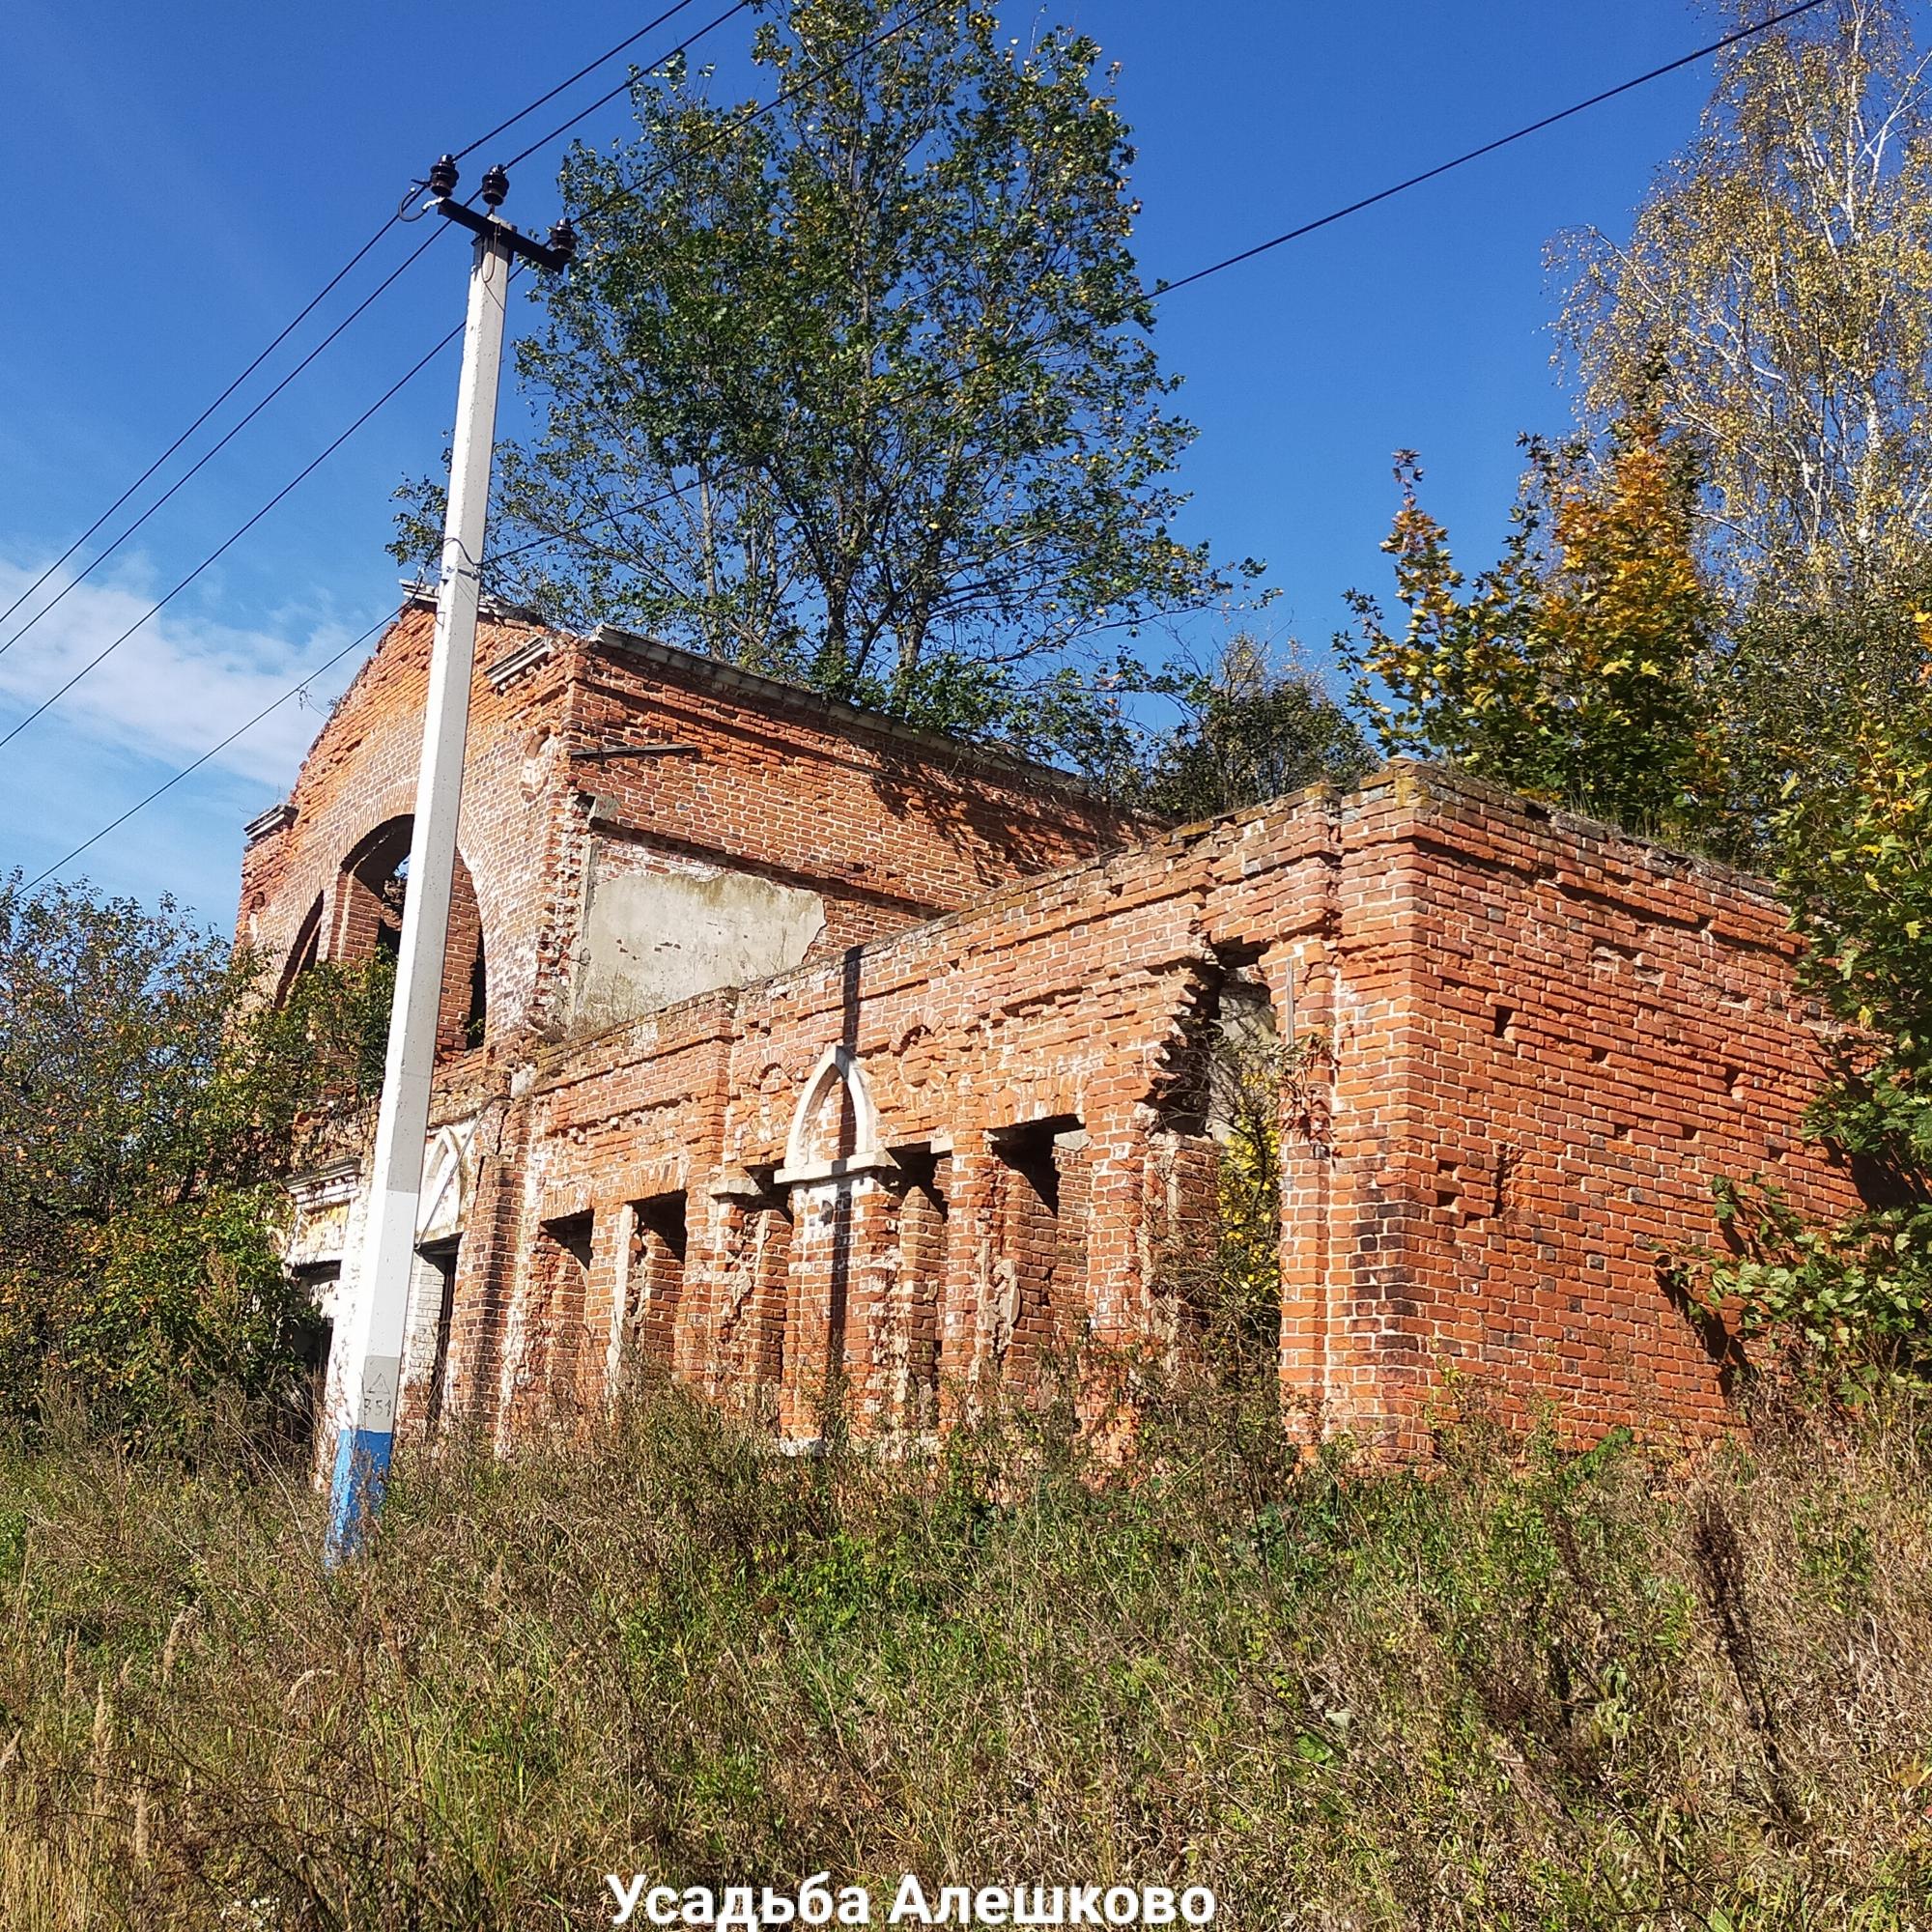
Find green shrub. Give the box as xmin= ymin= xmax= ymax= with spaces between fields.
xmin=0 ymin=873 xmax=391 ymax=1440
xmin=1699 ymin=682 xmax=1932 ymax=1401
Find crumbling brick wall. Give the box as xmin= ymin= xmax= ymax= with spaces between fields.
xmin=241 ymin=605 xmax=1138 ymax=1047
xmin=242 ymin=604 xmax=1140 ymax=1452
xmin=248 ymin=616 xmax=1858 ymax=1457
xmin=1308 ymin=768 xmax=1859 ymax=1447
xmin=388 ymin=765 xmax=1851 ymax=1455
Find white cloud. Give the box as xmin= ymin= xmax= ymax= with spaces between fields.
xmin=0 ymin=557 xmax=376 ymax=789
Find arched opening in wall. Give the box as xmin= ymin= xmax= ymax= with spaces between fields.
xmin=274 ymin=894 xmax=326 ymax=1007
xmin=331 ymin=816 xmax=489 ymax=1057
xmin=334 ymin=817 xmax=412 ymax=965
xmin=1149 ymin=952 xmax=1286 ymax=1389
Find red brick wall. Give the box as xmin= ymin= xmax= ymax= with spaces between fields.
xmin=393 ymin=764 xmax=1851 ymax=1455
xmin=242 ymin=608 xmax=1140 ymax=1047
xmin=1310 ymin=769 xmax=1860 ymax=1448
xmin=252 ymin=614 xmax=1856 ymax=1457
xmin=568 ymin=628 xmax=1135 ymax=925
xmin=238 ymin=604 xmax=577 ymax=1045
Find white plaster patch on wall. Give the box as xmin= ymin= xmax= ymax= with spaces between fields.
xmin=573 ymin=846 xmax=827 ymax=1032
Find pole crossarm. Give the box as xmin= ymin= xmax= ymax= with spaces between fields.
xmin=434 ymin=196 xmax=576 ymax=273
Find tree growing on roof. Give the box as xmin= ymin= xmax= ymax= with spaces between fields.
xmin=1341 ymin=414 xmax=1739 ymax=852
xmin=393 ymin=0 xmax=1259 ymax=768
xmin=1132 ymin=636 xmax=1372 ymax=824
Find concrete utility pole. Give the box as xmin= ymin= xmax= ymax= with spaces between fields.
xmin=327 ymin=158 xmax=574 ymax=1562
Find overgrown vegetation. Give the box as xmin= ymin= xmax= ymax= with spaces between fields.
xmin=1340 ymin=413 xmax=1744 ymax=856
xmin=1692 ymin=663 xmax=1932 ymax=1402
xmin=2 ymin=1386 xmax=1927 ymax=1931
xmin=1555 ymin=0 xmax=1932 ymax=611
xmin=1129 ymin=638 xmax=1372 ymax=825
xmin=0 ymin=874 xmax=392 ymax=1443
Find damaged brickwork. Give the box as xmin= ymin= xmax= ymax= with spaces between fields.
xmin=241 ymin=604 xmax=1858 ymax=1460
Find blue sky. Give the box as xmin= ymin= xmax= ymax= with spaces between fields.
xmin=0 ymin=0 xmax=1767 ymax=926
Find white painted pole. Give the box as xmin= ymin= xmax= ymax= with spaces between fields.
xmin=327 ymin=226 xmax=509 ymax=1560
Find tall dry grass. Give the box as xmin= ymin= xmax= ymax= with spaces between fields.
xmin=1 ymin=1378 xmax=1929 ymax=1929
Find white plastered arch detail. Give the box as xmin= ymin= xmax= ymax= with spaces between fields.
xmin=416 ymin=1121 xmax=476 ymax=1244
xmin=776 ymin=1043 xmax=895 ymax=1185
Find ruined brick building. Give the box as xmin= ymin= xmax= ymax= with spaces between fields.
xmin=237 ymin=597 xmax=1856 ymax=1458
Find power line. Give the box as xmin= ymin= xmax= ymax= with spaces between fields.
xmin=1158 ymin=0 xmax=1833 ymax=296
xmin=14 ymin=0 xmax=964 ymax=876
xmin=0 ymin=213 xmax=403 ymax=637
xmin=451 ymin=0 xmax=710 ymax=162
xmin=4 ymin=0 xmax=943 ymax=749
xmin=554 ymin=0 xmax=956 ymax=236
xmin=488 ymin=0 xmax=964 ymax=568
xmin=489 ymin=0 xmax=1832 ymax=572
xmin=0 ymin=322 xmax=464 ymax=755
xmin=21 ymin=607 xmax=406 ymax=894
xmin=500 ymin=0 xmax=758 ymax=172
xmin=0 ymin=3 xmax=767 ymax=753
xmin=0 ymin=223 xmax=449 ymax=663
xmin=21 ymin=0 xmax=1825 ymax=881
xmin=1 ymin=0 xmax=737 ymax=661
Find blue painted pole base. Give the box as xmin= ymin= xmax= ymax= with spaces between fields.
xmin=325 ymin=1425 xmax=395 ymax=1565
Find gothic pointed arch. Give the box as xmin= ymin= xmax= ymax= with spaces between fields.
xmin=783 ymin=1043 xmax=885 ymax=1176
xmin=273 ymin=893 xmax=326 ymax=1007
xmin=329 ymin=813 xmax=489 ymax=1057
xmin=417 ymin=1122 xmax=476 ymax=1243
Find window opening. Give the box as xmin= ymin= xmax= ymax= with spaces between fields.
xmin=989 ymin=1119 xmax=1083 ymax=1379
xmin=627 ymin=1192 xmax=689 ymax=1371
xmin=534 ymin=1212 xmax=594 ymax=1413
xmin=894 ymin=1148 xmax=949 ymax=1425
xmin=415 ymin=1237 xmax=460 ymax=1434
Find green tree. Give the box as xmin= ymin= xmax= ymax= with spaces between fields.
xmin=0 ymin=875 xmax=391 ymax=1440
xmin=1555 ymin=0 xmax=1932 ymax=612
xmin=1341 ymin=417 xmax=1738 ymax=849
xmin=1698 ymin=671 xmax=1932 ymax=1397
xmin=396 ymin=0 xmax=1256 ymax=762
xmin=1135 ymin=636 xmax=1372 ymax=822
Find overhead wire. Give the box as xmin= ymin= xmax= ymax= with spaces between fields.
xmin=487 ymin=0 xmax=1833 ymax=572
xmin=485 ymin=0 xmax=966 ymax=569
xmin=19 ymin=0 xmax=1827 ymax=881
xmin=0 ymin=321 xmax=466 ymax=755
xmin=549 ymin=0 xmax=956 ymax=242
xmin=0 ymin=0 xmax=747 ymax=657
xmin=20 ymin=606 xmax=408 ymax=895
xmin=0 ymin=1 xmax=765 ymax=750
xmin=449 ymin=0 xmax=709 ymax=163
xmin=498 ymin=0 xmax=758 ymax=172
xmin=0 ymin=212 xmax=404 ymax=636
xmin=1157 ymin=0 xmax=1833 ymax=296
xmin=0 ymin=222 xmax=451 ymax=662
